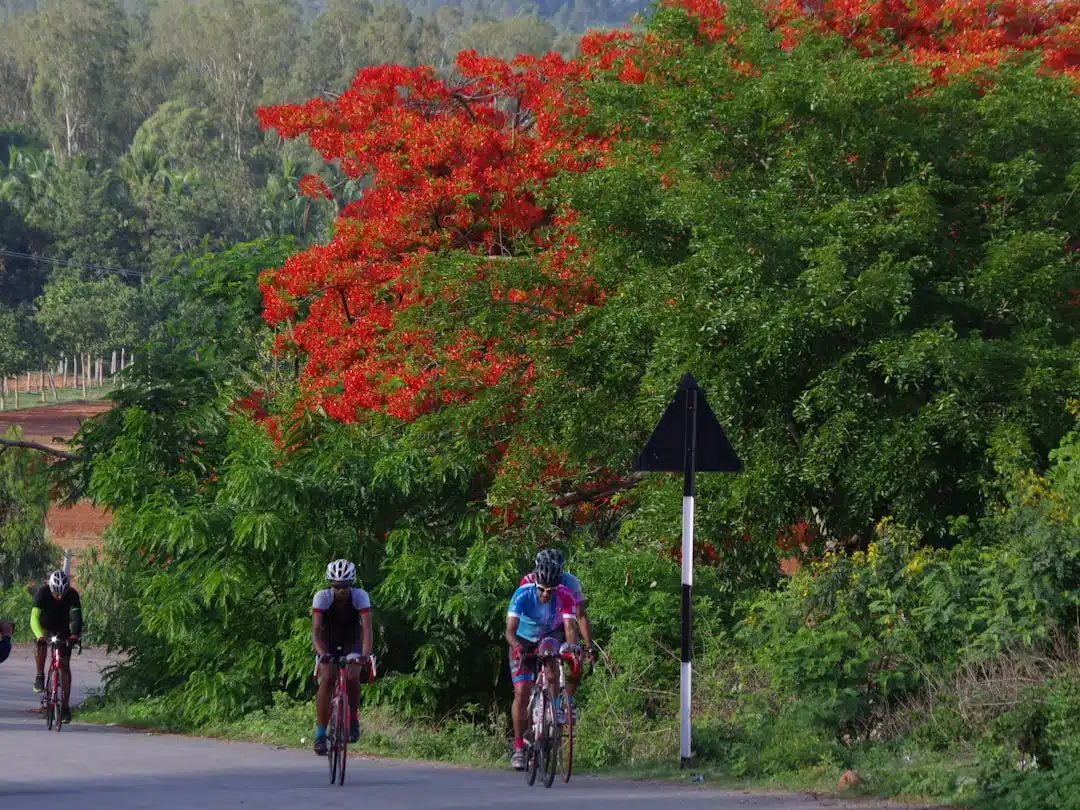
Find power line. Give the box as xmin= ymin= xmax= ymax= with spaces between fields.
xmin=0 ymin=248 xmax=149 ymax=279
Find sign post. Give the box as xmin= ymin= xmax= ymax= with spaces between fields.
xmin=633 ymin=373 xmax=741 ymax=768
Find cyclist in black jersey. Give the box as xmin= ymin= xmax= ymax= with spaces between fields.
xmin=311 ymin=558 xmax=373 ymax=756
xmin=30 ymin=570 xmax=82 ymax=722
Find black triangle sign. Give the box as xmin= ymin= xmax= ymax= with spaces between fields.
xmin=633 ymin=373 xmax=742 ymax=473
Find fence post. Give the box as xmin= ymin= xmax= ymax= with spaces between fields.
xmin=63 ymin=548 xmax=72 ymax=577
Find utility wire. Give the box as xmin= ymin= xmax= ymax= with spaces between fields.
xmin=0 ymin=248 xmax=149 ymax=279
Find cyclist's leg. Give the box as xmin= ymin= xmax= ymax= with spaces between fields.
xmin=33 ymin=638 xmax=47 ymax=691
xmin=59 ymin=643 xmax=73 ymax=720
xmin=314 ymin=656 xmax=337 ymax=754
xmin=509 ymin=640 xmax=536 ymax=769
xmin=344 ymin=646 xmax=365 ymax=742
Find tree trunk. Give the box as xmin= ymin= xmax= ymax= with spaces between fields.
xmin=1 ymin=377 xmax=6 ymax=411
xmin=98 ymin=357 xmax=104 ymax=386
xmin=110 ymin=349 xmax=116 ymax=376
xmin=49 ymin=369 xmax=57 ymax=402
xmin=62 ymin=355 xmax=68 ymax=389
xmin=82 ymin=353 xmax=88 ymax=399
xmin=40 ymin=359 xmax=45 ymax=403
xmin=14 ymin=378 xmax=19 ymax=409
xmin=25 ymin=369 xmax=30 ymax=392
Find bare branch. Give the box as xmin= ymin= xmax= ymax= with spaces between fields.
xmin=489 ymin=299 xmax=562 ymax=319
xmin=552 ymin=471 xmax=645 ymax=508
xmin=0 ymin=437 xmax=76 ymax=460
xmin=336 ymin=288 xmax=355 ymax=324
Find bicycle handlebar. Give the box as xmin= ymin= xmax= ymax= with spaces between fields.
xmin=519 ymin=649 xmax=582 ymax=677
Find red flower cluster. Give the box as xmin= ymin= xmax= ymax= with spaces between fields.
xmin=297 ymin=174 xmax=333 ymax=200
xmin=256 ymin=0 xmax=1080 ymax=427
xmin=257 ymin=53 xmax=614 ymax=421
xmin=767 ymin=0 xmax=1080 ymax=82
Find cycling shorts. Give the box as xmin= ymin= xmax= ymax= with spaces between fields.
xmin=36 ymin=637 xmax=73 ymax=659
xmin=508 ymin=628 xmax=566 ymax=684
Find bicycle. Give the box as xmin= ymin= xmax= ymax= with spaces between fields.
xmin=313 ymin=651 xmax=375 ymax=786
xmin=40 ymin=635 xmax=81 ymax=731
xmin=522 ymin=640 xmax=581 ymax=788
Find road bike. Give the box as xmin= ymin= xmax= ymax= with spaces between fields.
xmin=41 ymin=635 xmax=81 ymax=731
xmin=313 ymin=651 xmax=375 ymax=786
xmin=522 ymin=641 xmax=581 ymax=788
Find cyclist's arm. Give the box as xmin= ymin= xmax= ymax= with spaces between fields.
xmin=311 ymin=611 xmax=328 ymax=657
xmin=575 ymin=602 xmax=593 ymax=649
xmin=562 ymin=614 xmax=579 ymax=647
xmin=30 ymin=606 xmax=45 ymax=640
xmin=505 ymin=615 xmax=522 ymax=649
xmin=69 ymin=591 xmax=83 ymax=637
xmin=359 ymin=608 xmax=372 ymax=659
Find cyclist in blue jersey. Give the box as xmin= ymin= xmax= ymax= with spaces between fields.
xmin=505 ymin=554 xmax=579 ymax=770
xmin=520 ymin=548 xmax=594 ymax=662
xmin=520 ymin=548 xmax=592 ymax=725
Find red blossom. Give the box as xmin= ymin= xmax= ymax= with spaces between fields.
xmin=297 ymin=174 xmax=333 ymax=200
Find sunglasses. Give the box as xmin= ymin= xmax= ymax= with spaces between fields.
xmin=330 ymin=583 xmax=352 ymax=591
xmin=535 ymin=584 xmax=557 ymax=596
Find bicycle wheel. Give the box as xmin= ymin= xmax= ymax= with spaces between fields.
xmin=559 ymin=686 xmax=574 ymax=783
xmin=52 ymin=666 xmax=63 ymax=732
xmin=336 ymin=693 xmax=348 ymax=785
xmin=44 ymin=669 xmax=54 ymax=731
xmin=327 ymin=696 xmax=340 ymax=785
xmin=526 ymin=688 xmax=540 ymax=786
xmin=541 ymin=686 xmax=558 ymax=788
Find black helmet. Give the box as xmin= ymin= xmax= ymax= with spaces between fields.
xmin=534 ymin=554 xmax=562 ymax=588
xmin=534 ymin=547 xmax=564 ymax=573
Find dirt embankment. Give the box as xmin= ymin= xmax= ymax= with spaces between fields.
xmin=0 ymin=401 xmax=113 ymax=578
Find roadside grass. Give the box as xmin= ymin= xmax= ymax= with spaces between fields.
xmin=76 ymin=692 xmax=511 ymax=769
xmin=74 ymin=692 xmax=971 ymax=807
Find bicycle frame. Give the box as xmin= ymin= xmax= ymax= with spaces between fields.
xmin=522 ymin=649 xmax=580 ymax=788
xmin=41 ymin=635 xmax=78 ymax=731
xmin=313 ymin=653 xmax=375 ymax=786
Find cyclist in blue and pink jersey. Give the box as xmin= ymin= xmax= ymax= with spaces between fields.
xmin=520 ymin=548 xmax=594 ymax=659
xmin=505 ymin=554 xmax=579 ymax=771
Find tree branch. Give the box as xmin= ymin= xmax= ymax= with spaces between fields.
xmin=552 ymin=472 xmax=645 ymax=508
xmin=0 ymin=438 xmax=76 ymax=460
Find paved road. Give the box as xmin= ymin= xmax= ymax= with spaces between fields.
xmin=0 ymin=644 xmax=924 ymax=809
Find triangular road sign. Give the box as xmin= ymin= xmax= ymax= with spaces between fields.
xmin=633 ymin=373 xmax=742 ymax=473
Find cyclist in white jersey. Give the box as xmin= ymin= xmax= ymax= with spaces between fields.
xmin=311 ymin=558 xmax=373 ymax=756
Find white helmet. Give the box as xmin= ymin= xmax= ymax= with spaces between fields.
xmin=48 ymin=569 xmax=70 ymax=595
xmin=325 ymin=559 xmax=356 ymax=584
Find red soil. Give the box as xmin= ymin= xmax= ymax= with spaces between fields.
xmin=0 ymin=401 xmax=114 ymax=576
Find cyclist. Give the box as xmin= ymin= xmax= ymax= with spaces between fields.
xmin=521 ymin=548 xmax=594 ymax=659
xmin=30 ymin=570 xmax=82 ymax=723
xmin=0 ymin=619 xmax=12 ymax=664
xmin=506 ymin=554 xmax=579 ymax=770
xmin=311 ymin=558 xmax=372 ymax=757
xmin=520 ymin=548 xmax=593 ymax=710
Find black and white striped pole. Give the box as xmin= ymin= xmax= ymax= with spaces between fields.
xmin=634 ymin=373 xmax=741 ymax=769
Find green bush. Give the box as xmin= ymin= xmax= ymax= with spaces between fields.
xmin=0 ymin=584 xmax=35 ymax=642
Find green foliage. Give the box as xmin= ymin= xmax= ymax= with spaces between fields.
xmin=0 ymin=584 xmax=36 ymax=642
xmin=556 ymin=14 xmax=1080 ymax=553
xmin=0 ymin=426 xmax=59 ymax=589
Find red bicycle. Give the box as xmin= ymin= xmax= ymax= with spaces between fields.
xmin=313 ymin=652 xmax=375 ymax=785
xmin=523 ymin=640 xmax=581 ymax=788
xmin=41 ymin=635 xmax=80 ymax=731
